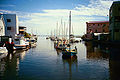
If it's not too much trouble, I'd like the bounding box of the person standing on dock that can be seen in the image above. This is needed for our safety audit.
[5,41,14,54]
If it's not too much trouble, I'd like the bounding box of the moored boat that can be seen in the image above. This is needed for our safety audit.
[14,36,29,50]
[0,47,8,60]
[62,11,77,57]
[62,46,77,56]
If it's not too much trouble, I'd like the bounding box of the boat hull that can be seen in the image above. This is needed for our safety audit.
[14,45,28,50]
[62,50,77,56]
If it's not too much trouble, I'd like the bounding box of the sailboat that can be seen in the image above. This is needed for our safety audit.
[62,11,77,57]
[54,20,67,50]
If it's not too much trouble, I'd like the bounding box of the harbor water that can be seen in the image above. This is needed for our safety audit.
[0,37,120,80]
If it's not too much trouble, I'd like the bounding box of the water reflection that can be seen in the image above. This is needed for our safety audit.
[85,42,109,59]
[85,41,120,80]
[109,47,120,80]
[0,50,26,80]
[1,37,120,80]
[62,55,78,80]
[56,49,62,56]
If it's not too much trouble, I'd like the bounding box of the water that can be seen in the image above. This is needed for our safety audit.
[0,37,120,80]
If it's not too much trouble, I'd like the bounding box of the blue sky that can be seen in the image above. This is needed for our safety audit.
[0,0,118,35]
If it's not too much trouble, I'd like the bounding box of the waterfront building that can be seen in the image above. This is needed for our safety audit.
[85,21,109,40]
[0,15,5,36]
[109,1,120,41]
[86,21,109,34]
[0,14,19,38]
[19,26,26,34]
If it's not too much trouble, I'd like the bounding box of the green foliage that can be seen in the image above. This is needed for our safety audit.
[24,32,31,38]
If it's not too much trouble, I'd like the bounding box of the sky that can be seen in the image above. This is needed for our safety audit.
[0,0,119,35]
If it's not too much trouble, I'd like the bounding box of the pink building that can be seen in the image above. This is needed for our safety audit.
[86,21,109,34]
[84,21,109,40]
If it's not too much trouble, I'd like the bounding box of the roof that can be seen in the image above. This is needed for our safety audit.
[113,1,120,4]
[19,26,26,28]
[110,1,120,9]
[86,21,109,24]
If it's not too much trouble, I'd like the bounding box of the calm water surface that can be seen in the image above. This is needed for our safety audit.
[0,37,120,80]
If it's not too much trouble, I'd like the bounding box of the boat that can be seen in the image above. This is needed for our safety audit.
[0,47,8,60]
[62,11,77,56]
[46,37,49,39]
[29,38,37,48]
[14,36,29,50]
[55,41,66,50]
[62,47,77,56]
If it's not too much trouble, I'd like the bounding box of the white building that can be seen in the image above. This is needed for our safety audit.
[0,15,5,36]
[0,14,19,38]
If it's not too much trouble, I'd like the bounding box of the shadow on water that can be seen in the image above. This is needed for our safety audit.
[109,47,120,80]
[85,41,120,80]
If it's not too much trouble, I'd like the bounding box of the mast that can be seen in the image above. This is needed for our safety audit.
[72,25,74,35]
[56,22,58,38]
[64,22,65,39]
[69,11,71,41]
[61,19,63,39]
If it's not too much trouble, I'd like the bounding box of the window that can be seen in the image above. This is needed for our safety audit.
[119,8,120,15]
[103,29,105,32]
[103,24,106,27]
[114,16,120,22]
[7,19,11,22]
[95,30,97,33]
[7,27,11,30]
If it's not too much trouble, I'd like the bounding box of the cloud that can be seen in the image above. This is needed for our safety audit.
[75,0,113,16]
[0,9,19,14]
[0,0,114,35]
[0,4,15,7]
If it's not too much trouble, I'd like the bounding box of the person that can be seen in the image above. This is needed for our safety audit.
[10,42,14,53]
[5,41,10,54]
[5,41,14,54]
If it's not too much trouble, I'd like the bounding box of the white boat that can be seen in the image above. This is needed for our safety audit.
[14,36,29,50]
[0,47,8,60]
[29,38,37,48]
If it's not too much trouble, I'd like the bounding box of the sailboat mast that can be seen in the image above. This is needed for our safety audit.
[64,22,65,39]
[69,11,71,41]
[56,22,58,37]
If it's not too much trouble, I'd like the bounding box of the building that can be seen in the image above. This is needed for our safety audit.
[0,15,5,36]
[19,26,26,34]
[86,21,109,34]
[109,1,120,41]
[85,21,109,40]
[0,14,19,38]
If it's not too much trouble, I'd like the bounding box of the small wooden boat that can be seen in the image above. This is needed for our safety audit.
[62,47,77,56]
[55,43,66,50]
[46,37,49,39]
